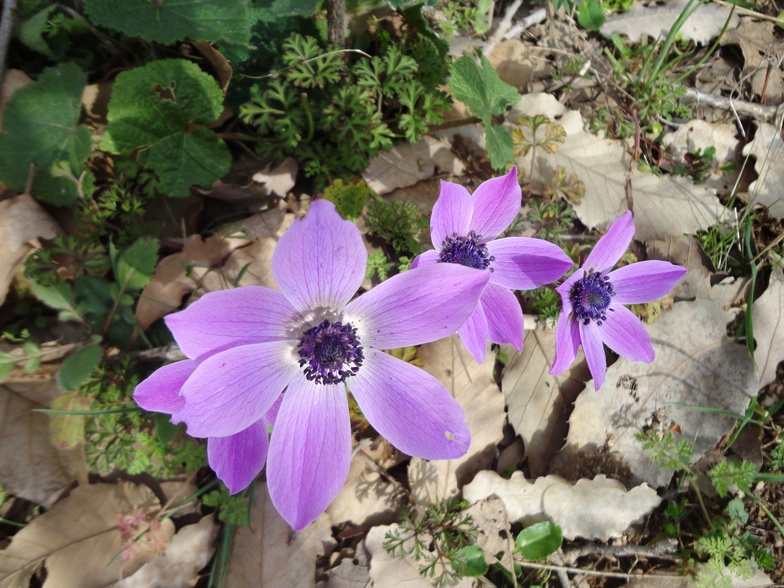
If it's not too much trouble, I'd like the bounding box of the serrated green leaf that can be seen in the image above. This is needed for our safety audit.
[450,545,489,577]
[515,521,563,561]
[101,59,231,196]
[84,0,251,46]
[486,123,515,171]
[115,238,159,291]
[48,390,93,448]
[57,344,103,391]
[449,51,518,123]
[29,281,78,318]
[0,62,91,205]
[19,5,58,57]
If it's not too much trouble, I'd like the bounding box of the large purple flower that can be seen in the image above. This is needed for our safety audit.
[134,200,490,530]
[412,167,573,363]
[549,211,687,390]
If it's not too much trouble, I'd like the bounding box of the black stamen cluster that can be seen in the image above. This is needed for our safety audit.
[439,230,494,270]
[297,320,364,385]
[571,271,615,326]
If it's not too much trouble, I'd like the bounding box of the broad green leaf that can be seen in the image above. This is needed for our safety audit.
[577,0,606,31]
[515,521,563,560]
[114,238,159,291]
[450,545,489,577]
[101,59,231,196]
[56,344,103,391]
[84,0,251,46]
[19,5,58,57]
[0,353,17,382]
[448,51,518,123]
[0,62,91,205]
[486,123,515,171]
[48,390,93,448]
[29,281,80,321]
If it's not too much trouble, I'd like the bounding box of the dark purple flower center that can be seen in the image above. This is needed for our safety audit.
[297,320,364,385]
[571,271,615,326]
[439,230,494,270]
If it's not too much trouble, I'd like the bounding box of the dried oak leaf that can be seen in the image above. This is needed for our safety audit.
[741,122,784,219]
[753,267,784,389]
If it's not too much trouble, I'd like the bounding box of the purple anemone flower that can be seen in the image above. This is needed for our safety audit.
[134,200,490,530]
[548,211,687,390]
[411,167,573,363]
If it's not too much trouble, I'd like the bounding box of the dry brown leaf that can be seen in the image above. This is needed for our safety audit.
[250,157,298,198]
[516,105,725,240]
[319,546,370,588]
[0,482,171,588]
[601,0,739,45]
[113,515,218,588]
[463,472,661,541]
[741,122,784,219]
[408,336,506,507]
[464,497,515,571]
[555,299,757,488]
[721,20,784,102]
[502,331,587,478]
[0,70,33,132]
[364,525,473,588]
[0,194,61,306]
[0,381,80,505]
[363,136,464,195]
[753,267,784,389]
[646,236,712,300]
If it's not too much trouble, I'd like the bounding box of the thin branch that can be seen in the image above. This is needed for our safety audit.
[0,0,18,90]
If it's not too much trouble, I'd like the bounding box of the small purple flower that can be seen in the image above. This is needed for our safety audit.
[549,211,687,390]
[412,167,573,363]
[134,200,490,530]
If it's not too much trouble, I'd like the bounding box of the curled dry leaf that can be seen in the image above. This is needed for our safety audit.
[0,482,171,588]
[753,267,784,390]
[555,299,757,489]
[502,331,587,478]
[515,101,725,240]
[463,471,661,541]
[0,194,61,306]
[741,122,784,219]
[721,20,784,102]
[408,336,506,507]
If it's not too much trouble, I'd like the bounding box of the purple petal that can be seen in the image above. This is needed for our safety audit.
[265,394,283,428]
[266,377,351,531]
[584,211,635,274]
[165,287,301,360]
[556,268,585,316]
[609,261,687,304]
[481,284,523,351]
[175,341,299,437]
[579,321,607,391]
[430,181,473,249]
[350,348,470,459]
[487,237,573,290]
[459,303,490,364]
[208,420,269,494]
[409,249,440,269]
[345,263,490,349]
[598,304,654,362]
[134,360,195,414]
[272,200,367,313]
[549,312,580,376]
[469,168,521,241]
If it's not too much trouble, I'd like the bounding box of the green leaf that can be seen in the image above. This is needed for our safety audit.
[84,0,251,46]
[515,521,563,561]
[114,238,159,291]
[577,0,606,31]
[0,353,17,382]
[485,123,515,171]
[450,545,489,577]
[0,63,91,205]
[18,5,58,57]
[57,344,103,391]
[29,281,80,321]
[448,51,518,123]
[101,59,231,196]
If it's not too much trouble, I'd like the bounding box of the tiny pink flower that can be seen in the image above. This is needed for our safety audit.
[549,211,687,390]
[412,167,573,363]
[134,200,490,530]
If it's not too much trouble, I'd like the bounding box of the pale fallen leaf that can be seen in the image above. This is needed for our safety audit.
[601,0,739,45]
[364,525,473,588]
[515,103,725,240]
[741,122,784,219]
[0,381,78,505]
[408,336,506,507]
[487,39,533,91]
[363,137,465,195]
[464,496,515,571]
[463,471,661,541]
[721,20,784,101]
[555,299,757,488]
[113,515,218,588]
[251,157,298,198]
[502,331,587,478]
[0,482,171,588]
[0,194,61,306]
[629,564,772,587]
[319,545,370,588]
[753,267,784,389]
[646,236,712,300]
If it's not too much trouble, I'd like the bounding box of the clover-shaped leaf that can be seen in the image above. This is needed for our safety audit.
[101,59,231,197]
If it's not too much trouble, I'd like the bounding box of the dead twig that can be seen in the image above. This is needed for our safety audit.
[0,0,18,91]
